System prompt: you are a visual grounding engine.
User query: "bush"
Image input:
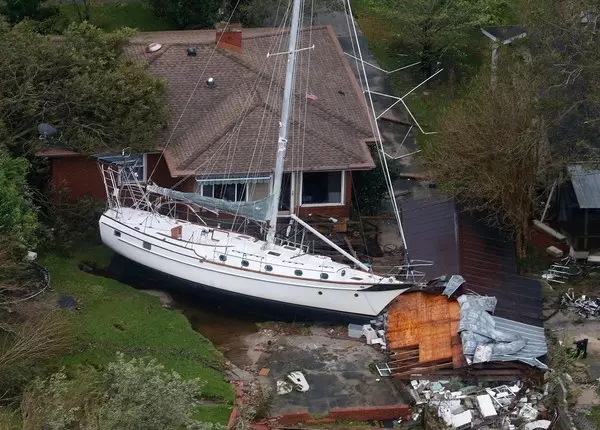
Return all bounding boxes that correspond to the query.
[352,147,400,216]
[0,312,73,398]
[41,188,105,255]
[22,353,221,429]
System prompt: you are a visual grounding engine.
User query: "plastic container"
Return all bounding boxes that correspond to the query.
[348,323,363,338]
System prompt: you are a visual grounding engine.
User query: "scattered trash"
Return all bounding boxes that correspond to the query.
[523,419,551,430]
[287,371,309,392]
[276,380,293,395]
[560,288,600,318]
[348,323,363,338]
[258,367,270,376]
[476,394,497,418]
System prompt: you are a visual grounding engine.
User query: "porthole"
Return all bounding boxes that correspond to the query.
[142,241,151,250]
[241,260,249,267]
[354,293,359,297]
[114,230,121,237]
[219,254,227,262]
[320,273,329,280]
[264,265,273,272]
[294,269,303,276]
[341,270,346,276]
[268,251,281,256]
[318,291,323,295]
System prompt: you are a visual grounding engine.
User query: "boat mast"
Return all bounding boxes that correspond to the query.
[265,0,303,246]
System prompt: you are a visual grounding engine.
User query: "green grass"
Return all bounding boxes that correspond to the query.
[40,245,234,421]
[58,1,175,32]
[587,405,600,427]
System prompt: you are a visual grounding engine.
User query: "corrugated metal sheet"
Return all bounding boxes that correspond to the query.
[489,316,548,369]
[567,164,600,209]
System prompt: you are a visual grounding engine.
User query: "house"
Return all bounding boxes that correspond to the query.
[39,24,376,222]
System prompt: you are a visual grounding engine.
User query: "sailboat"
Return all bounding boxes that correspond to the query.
[97,0,429,319]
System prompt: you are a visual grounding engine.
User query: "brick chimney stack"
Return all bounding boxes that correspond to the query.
[216,23,242,53]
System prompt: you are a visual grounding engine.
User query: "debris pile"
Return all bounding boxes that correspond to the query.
[559,288,600,318]
[408,379,552,429]
[348,313,387,350]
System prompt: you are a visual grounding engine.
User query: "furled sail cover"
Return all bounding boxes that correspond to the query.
[146,184,274,222]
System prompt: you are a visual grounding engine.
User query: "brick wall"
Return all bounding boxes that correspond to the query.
[51,156,106,200]
[48,153,178,201]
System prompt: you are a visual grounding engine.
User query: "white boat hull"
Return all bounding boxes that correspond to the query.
[99,209,408,318]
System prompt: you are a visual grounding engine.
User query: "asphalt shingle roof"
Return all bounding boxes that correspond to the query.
[129,26,375,177]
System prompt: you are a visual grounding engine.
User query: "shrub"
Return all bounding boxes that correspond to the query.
[22,353,221,429]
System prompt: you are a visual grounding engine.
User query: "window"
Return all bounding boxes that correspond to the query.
[119,154,146,184]
[241,260,249,267]
[142,242,151,250]
[264,265,273,272]
[219,255,227,262]
[301,171,343,205]
[294,270,303,276]
[114,230,121,237]
[200,183,246,202]
[320,273,329,280]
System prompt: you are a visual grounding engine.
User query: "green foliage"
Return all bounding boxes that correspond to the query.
[58,1,176,32]
[41,189,105,255]
[0,154,38,249]
[0,0,58,24]
[22,353,223,429]
[231,0,342,27]
[40,246,234,404]
[370,0,513,77]
[0,21,167,156]
[147,0,221,29]
[353,148,400,216]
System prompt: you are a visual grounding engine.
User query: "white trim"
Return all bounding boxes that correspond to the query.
[299,170,345,207]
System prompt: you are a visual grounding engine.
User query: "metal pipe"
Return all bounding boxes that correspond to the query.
[290,215,370,271]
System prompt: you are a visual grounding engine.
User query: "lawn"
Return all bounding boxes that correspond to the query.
[40,245,233,423]
[58,1,176,32]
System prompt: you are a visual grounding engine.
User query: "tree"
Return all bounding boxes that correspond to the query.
[0,0,57,24]
[0,154,38,250]
[421,62,552,255]
[0,21,167,156]
[230,0,343,28]
[22,353,218,429]
[148,0,222,29]
[381,0,514,77]
[521,0,600,158]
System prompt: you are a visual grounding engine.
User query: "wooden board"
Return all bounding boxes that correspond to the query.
[386,292,460,363]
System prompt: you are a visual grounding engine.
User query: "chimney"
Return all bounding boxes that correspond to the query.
[216,22,242,53]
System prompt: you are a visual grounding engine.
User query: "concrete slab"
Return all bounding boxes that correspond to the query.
[256,335,404,415]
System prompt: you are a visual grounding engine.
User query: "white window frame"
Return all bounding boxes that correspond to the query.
[118,153,147,185]
[271,172,297,216]
[299,170,345,207]
[199,182,249,203]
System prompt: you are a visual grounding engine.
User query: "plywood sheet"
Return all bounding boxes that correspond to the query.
[387,292,461,363]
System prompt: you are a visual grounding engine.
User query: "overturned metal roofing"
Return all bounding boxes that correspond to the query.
[458,295,547,370]
[567,164,600,209]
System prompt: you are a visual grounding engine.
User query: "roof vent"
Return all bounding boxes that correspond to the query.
[146,43,162,53]
[206,77,216,88]
[187,47,197,57]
